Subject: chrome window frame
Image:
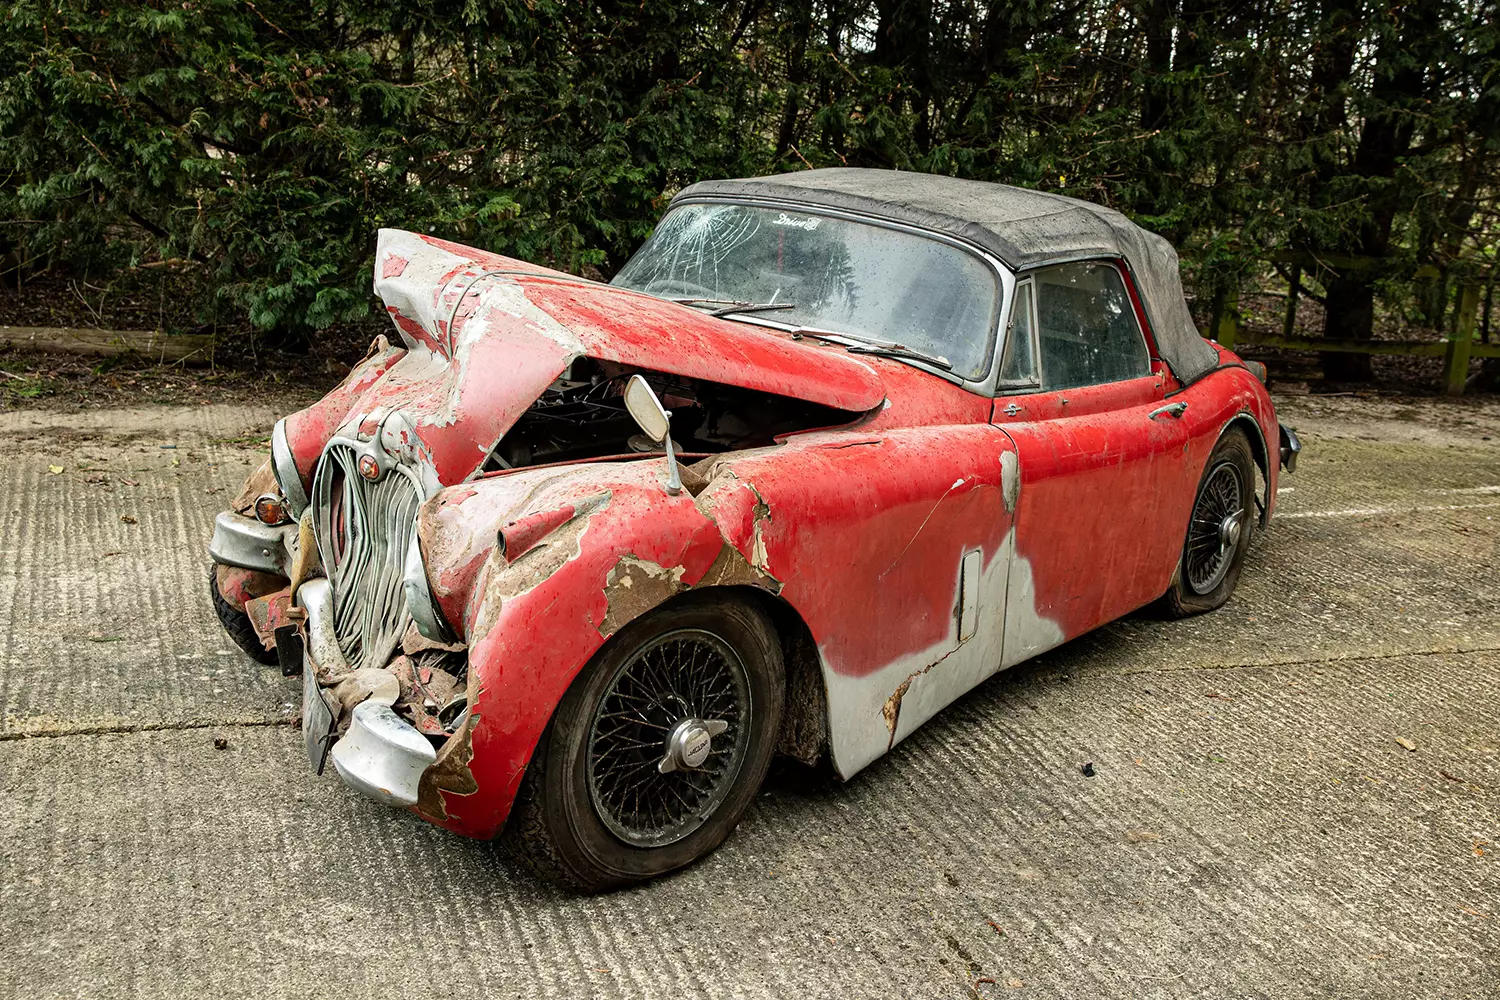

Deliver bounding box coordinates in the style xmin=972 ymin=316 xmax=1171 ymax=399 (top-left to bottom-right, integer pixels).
xmin=647 ymin=195 xmax=1018 ymax=397
xmin=995 ymin=276 xmax=1041 ymax=393
xmin=1001 ymin=256 xmax=1156 ymax=396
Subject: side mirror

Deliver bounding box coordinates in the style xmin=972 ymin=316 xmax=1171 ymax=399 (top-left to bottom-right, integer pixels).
xmin=623 ymin=374 xmax=682 ymax=495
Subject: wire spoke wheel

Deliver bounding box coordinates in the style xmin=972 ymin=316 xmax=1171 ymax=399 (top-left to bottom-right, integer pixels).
xmin=586 ymin=628 xmax=752 ymax=848
xmin=1184 ymin=460 xmax=1246 ymax=595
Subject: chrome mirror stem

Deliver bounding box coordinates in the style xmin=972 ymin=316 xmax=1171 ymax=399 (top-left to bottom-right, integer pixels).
xmin=663 ymin=427 xmax=682 ymax=496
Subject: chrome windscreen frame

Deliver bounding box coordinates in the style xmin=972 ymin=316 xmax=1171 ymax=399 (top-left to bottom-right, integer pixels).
xmin=647 ymin=195 xmax=1018 ymax=398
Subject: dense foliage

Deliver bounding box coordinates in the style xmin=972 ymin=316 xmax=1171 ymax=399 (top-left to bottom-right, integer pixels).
xmin=2 ymin=0 xmax=1497 ymax=376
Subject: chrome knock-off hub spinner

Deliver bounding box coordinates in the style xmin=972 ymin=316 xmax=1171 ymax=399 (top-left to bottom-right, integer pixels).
xmin=1219 ymin=510 xmax=1243 ymax=550
xmin=659 ymin=718 xmax=729 ymax=774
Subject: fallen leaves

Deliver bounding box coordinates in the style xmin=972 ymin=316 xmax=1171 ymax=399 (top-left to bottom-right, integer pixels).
xmin=1395 ymin=737 xmax=1417 ymax=752
xmin=120 ymin=514 xmax=137 ymax=524
xmin=47 ymin=464 xmax=64 ymax=475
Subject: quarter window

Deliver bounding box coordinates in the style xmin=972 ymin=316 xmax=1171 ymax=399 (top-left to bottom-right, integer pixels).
xmin=998 ymin=280 xmax=1037 ymax=384
xmin=1034 ymin=262 xmax=1151 ymax=391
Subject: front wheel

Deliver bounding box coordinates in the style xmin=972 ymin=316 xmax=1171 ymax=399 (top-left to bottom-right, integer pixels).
xmin=506 ymin=593 xmax=785 ymax=891
xmin=1156 ymin=429 xmax=1257 ymax=618
xmin=208 ymin=564 xmax=279 ymax=665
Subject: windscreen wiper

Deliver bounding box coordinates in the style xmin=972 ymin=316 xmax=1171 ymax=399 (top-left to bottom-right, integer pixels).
xmin=786 ymin=328 xmax=953 ymax=370
xmin=846 ymin=344 xmax=953 ymax=370
xmin=709 ymin=301 xmax=796 ymax=318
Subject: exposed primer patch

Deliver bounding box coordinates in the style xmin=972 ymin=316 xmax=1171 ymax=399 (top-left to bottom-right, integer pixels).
xmin=745 ymin=481 xmax=773 ymax=572
xmin=600 ymin=555 xmax=690 ymax=636
xmin=1001 ymin=450 xmax=1020 ymax=514
xmin=414 ymin=709 xmax=480 ymax=821
xmin=231 ymin=459 xmax=277 ymax=515
xmin=697 ymin=541 xmax=782 ymax=593
xmin=880 ymin=646 xmax=961 ymax=749
xmin=824 ymin=528 xmax=1060 ymax=778
xmin=1001 ymin=532 xmax=1066 ymax=669
xmin=468 ymin=509 xmax=599 ymax=645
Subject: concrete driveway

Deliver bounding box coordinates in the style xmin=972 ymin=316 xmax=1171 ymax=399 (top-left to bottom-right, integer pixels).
xmin=2 ymin=393 xmax=1497 ymax=999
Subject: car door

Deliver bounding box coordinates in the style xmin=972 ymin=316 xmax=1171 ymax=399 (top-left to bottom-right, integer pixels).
xmin=991 ymin=260 xmax=1192 ymax=664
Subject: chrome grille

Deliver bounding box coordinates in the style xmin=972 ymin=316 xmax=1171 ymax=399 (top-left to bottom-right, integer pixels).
xmin=311 ymin=442 xmax=422 ymax=672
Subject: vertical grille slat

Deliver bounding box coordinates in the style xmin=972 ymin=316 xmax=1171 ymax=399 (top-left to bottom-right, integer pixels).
xmin=311 ymin=443 xmax=423 ymax=672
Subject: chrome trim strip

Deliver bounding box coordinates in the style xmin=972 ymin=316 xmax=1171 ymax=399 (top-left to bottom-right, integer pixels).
xmin=271 ymin=419 xmax=310 ymax=519
xmin=208 ymin=511 xmax=296 ymax=575
xmin=404 ymin=533 xmax=453 ymax=642
xmin=297 ymin=578 xmax=350 ymax=676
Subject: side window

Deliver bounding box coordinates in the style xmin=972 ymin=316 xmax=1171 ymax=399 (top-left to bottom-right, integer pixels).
xmin=1034 ymin=262 xmax=1151 ymax=391
xmin=998 ymin=280 xmax=1037 ymax=384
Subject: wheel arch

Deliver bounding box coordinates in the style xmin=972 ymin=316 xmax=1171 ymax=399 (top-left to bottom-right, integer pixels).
xmin=1221 ymin=411 xmax=1271 ymax=527
xmin=596 ymin=582 xmax=831 ymax=770
xmin=714 ymin=585 xmax=829 ymax=768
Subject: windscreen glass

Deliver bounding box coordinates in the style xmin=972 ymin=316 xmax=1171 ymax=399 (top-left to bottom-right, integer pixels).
xmin=612 ymin=203 xmax=1002 ymax=379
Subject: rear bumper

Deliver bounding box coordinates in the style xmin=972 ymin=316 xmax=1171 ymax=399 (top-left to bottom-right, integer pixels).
xmin=1279 ymin=424 xmax=1301 ymax=473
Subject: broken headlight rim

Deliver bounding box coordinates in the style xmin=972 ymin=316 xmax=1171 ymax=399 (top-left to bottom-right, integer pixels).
xmin=254 ymin=492 xmax=291 ymax=526
xmin=270 ymin=419 xmax=311 ymax=520
xmin=404 ymin=533 xmax=456 ymax=643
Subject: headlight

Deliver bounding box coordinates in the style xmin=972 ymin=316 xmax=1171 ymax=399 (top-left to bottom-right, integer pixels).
xmin=404 ymin=533 xmax=455 ymax=642
xmin=270 ymin=419 xmax=311 ymax=519
xmin=254 ymin=492 xmax=291 ymax=526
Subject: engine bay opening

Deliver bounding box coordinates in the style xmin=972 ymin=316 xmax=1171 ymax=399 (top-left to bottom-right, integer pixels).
xmin=482 ymin=356 xmax=864 ymax=471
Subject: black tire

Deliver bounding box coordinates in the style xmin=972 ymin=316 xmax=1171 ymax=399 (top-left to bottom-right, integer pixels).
xmin=1156 ymin=429 xmax=1257 ymax=618
xmin=506 ymin=592 xmax=785 ymax=891
xmin=208 ymin=563 xmax=279 ymax=665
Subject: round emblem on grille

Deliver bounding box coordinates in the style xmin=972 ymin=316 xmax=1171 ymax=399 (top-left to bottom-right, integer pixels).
xmin=358 ymin=455 xmax=381 ymax=481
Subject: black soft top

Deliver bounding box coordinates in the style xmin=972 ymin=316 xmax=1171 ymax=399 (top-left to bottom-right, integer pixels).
xmin=673 ymin=168 xmax=1220 ymax=383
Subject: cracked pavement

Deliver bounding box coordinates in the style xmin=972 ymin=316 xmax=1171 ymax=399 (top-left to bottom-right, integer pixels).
xmin=1 ymin=394 xmax=1497 ymax=999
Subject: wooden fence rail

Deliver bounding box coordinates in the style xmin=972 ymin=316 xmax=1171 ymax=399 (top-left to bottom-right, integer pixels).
xmin=1208 ymin=267 xmax=1494 ymax=396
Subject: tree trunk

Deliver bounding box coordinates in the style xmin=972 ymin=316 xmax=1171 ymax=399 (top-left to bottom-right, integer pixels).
xmin=775 ymin=0 xmax=813 ymax=161
xmin=1319 ymin=0 xmax=1437 ymax=381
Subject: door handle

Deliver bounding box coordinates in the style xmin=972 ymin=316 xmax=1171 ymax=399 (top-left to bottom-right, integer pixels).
xmin=1148 ymin=402 xmax=1188 ymax=420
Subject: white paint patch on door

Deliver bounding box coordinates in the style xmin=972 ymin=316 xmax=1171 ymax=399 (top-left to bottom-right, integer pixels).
xmin=819 ymin=524 xmax=1063 ymax=780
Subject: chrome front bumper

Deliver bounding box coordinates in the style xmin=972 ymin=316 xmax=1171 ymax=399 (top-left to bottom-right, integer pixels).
xmin=298 ymin=578 xmax=435 ymax=808
xmin=209 ymin=511 xmax=298 ymax=575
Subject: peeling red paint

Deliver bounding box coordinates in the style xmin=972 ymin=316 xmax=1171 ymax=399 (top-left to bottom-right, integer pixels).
xmin=240 ymin=228 xmax=1287 ymax=840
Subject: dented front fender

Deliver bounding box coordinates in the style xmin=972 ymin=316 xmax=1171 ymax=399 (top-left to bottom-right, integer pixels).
xmin=412 ymin=459 xmax=779 ymax=835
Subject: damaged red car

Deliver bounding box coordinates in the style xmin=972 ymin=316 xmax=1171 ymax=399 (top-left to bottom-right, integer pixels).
xmin=208 ymin=169 xmax=1299 ymax=890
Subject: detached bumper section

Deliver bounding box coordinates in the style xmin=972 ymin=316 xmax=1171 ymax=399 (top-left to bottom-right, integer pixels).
xmin=297 ymin=578 xmax=437 ymax=809
xmin=1278 ymin=424 xmax=1302 ymax=473
xmin=209 ymin=511 xmax=297 ymax=575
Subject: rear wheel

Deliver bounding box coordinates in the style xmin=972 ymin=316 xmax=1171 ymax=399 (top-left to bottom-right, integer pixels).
xmin=1157 ymin=430 xmax=1256 ymax=618
xmin=507 ymin=592 xmax=784 ymax=891
xmin=207 ymin=564 xmax=279 ymax=665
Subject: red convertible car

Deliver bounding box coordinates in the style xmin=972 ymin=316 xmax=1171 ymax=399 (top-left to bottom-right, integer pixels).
xmin=208 ymin=169 xmax=1298 ymax=890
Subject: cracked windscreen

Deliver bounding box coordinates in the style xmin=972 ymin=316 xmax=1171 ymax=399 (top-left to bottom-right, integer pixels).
xmin=612 ymin=202 xmax=1001 ymax=379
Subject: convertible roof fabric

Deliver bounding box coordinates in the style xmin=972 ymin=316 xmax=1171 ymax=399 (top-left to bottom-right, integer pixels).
xmin=673 ymin=168 xmax=1221 ymax=383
